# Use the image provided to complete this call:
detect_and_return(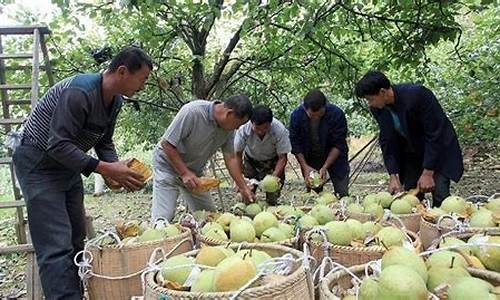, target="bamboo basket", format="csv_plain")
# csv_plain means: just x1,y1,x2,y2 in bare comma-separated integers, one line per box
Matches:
87,227,193,300
419,217,500,250
144,243,314,300
318,264,500,300
307,230,422,268
348,210,421,233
